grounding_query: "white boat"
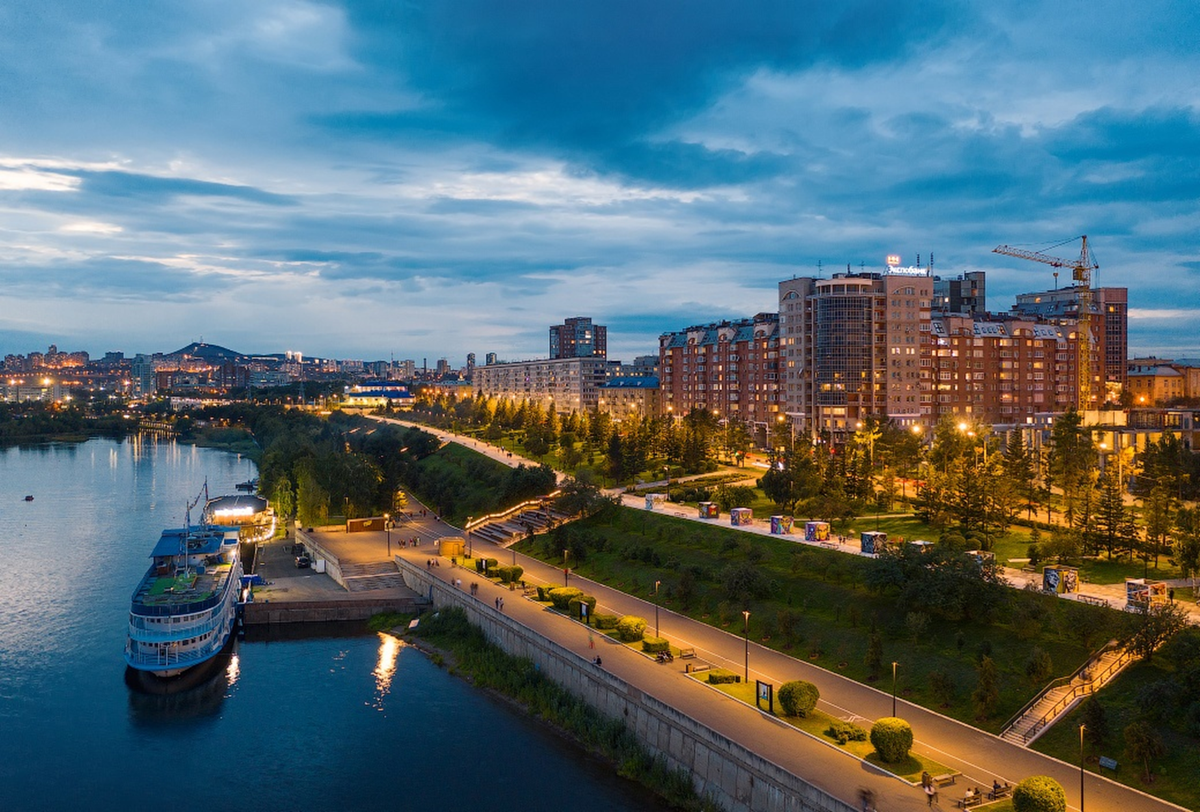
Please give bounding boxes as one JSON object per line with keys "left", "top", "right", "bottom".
{"left": 124, "top": 487, "right": 246, "bottom": 677}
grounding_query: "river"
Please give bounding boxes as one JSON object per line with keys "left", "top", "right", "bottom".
{"left": 0, "top": 437, "right": 663, "bottom": 811}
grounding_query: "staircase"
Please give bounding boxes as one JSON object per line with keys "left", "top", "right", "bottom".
{"left": 466, "top": 497, "right": 573, "bottom": 548}
{"left": 1001, "top": 643, "right": 1134, "bottom": 746}
{"left": 342, "top": 561, "right": 405, "bottom": 593}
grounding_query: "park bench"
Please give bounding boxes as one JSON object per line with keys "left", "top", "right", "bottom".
{"left": 987, "top": 785, "right": 1012, "bottom": 801}
{"left": 679, "top": 647, "right": 696, "bottom": 659}
{"left": 522, "top": 585, "right": 539, "bottom": 597}
{"left": 1099, "top": 756, "right": 1119, "bottom": 772}
{"left": 954, "top": 794, "right": 983, "bottom": 809}
{"left": 1077, "top": 594, "right": 1109, "bottom": 607}
{"left": 932, "top": 773, "right": 961, "bottom": 788}
{"left": 686, "top": 663, "right": 711, "bottom": 674}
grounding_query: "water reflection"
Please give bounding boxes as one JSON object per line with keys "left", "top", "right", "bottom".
{"left": 371, "top": 633, "right": 401, "bottom": 708}
{"left": 125, "top": 640, "right": 237, "bottom": 727}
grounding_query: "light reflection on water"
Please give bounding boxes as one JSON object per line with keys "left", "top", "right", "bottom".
{"left": 371, "top": 632, "right": 401, "bottom": 708}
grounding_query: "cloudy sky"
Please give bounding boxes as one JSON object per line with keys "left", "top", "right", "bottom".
{"left": 1, "top": 1, "right": 1196, "bottom": 364}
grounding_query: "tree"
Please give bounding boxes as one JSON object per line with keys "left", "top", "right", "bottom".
{"left": 869, "top": 717, "right": 913, "bottom": 763}
{"left": 1093, "top": 464, "right": 1136, "bottom": 559}
{"left": 1174, "top": 506, "right": 1200, "bottom": 590}
{"left": 1012, "top": 776, "right": 1066, "bottom": 812}
{"left": 1047, "top": 409, "right": 1095, "bottom": 526}
{"left": 929, "top": 671, "right": 956, "bottom": 707}
{"left": 1141, "top": 484, "right": 1175, "bottom": 568}
{"left": 720, "top": 562, "right": 774, "bottom": 605}
{"left": 865, "top": 628, "right": 883, "bottom": 680}
{"left": 1123, "top": 720, "right": 1165, "bottom": 782}
{"left": 1124, "top": 601, "right": 1189, "bottom": 662}
{"left": 1080, "top": 696, "right": 1109, "bottom": 748}
{"left": 972, "top": 656, "right": 1000, "bottom": 718}
{"left": 1025, "top": 647, "right": 1054, "bottom": 683}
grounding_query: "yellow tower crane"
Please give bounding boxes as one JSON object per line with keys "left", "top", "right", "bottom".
{"left": 993, "top": 236, "right": 1099, "bottom": 410}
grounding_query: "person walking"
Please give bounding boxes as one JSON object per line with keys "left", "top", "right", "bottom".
{"left": 925, "top": 783, "right": 936, "bottom": 806}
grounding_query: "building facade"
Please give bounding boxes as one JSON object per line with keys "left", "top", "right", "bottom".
{"left": 658, "top": 314, "right": 781, "bottom": 431}
{"left": 550, "top": 317, "right": 607, "bottom": 360}
{"left": 474, "top": 357, "right": 609, "bottom": 414}
{"left": 597, "top": 376, "right": 660, "bottom": 421}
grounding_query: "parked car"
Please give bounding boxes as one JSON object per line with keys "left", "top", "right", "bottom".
{"left": 295, "top": 555, "right": 311, "bottom": 569}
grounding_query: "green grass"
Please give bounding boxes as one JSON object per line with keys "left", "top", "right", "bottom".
{"left": 516, "top": 505, "right": 1122, "bottom": 734}
{"left": 1030, "top": 628, "right": 1200, "bottom": 811}
{"left": 693, "top": 674, "right": 951, "bottom": 782}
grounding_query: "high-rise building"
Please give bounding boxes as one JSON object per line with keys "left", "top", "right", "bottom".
{"left": 779, "top": 269, "right": 932, "bottom": 437}
{"left": 474, "top": 357, "right": 609, "bottom": 413}
{"left": 550, "top": 317, "right": 607, "bottom": 360}
{"left": 933, "top": 272, "right": 986, "bottom": 316}
{"left": 466, "top": 353, "right": 476, "bottom": 377}
{"left": 485, "top": 352, "right": 498, "bottom": 366}
{"left": 658, "top": 313, "right": 780, "bottom": 430}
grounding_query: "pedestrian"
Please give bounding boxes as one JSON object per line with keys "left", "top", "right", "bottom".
{"left": 589, "top": 631, "right": 595, "bottom": 649}
{"left": 1170, "top": 587, "right": 1176, "bottom": 602}
{"left": 925, "top": 783, "right": 936, "bottom": 806}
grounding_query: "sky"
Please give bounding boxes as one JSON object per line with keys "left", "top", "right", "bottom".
{"left": 1, "top": 1, "right": 1197, "bottom": 364}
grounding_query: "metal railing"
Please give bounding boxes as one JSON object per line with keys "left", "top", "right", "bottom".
{"left": 464, "top": 491, "right": 562, "bottom": 532}
{"left": 1005, "top": 643, "right": 1134, "bottom": 744}
{"left": 1001, "top": 640, "right": 1122, "bottom": 738}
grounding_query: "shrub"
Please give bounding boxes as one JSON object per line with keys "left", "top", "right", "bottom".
{"left": 825, "top": 720, "right": 867, "bottom": 745}
{"left": 869, "top": 717, "right": 913, "bottom": 763}
{"left": 548, "top": 587, "right": 584, "bottom": 611}
{"left": 593, "top": 613, "right": 620, "bottom": 630}
{"left": 1011, "top": 775, "right": 1066, "bottom": 812}
{"left": 707, "top": 673, "right": 741, "bottom": 684}
{"left": 496, "top": 565, "right": 524, "bottom": 584}
{"left": 567, "top": 595, "right": 597, "bottom": 621}
{"left": 641, "top": 636, "right": 670, "bottom": 653}
{"left": 485, "top": 558, "right": 499, "bottom": 572}
{"left": 616, "top": 615, "right": 648, "bottom": 642}
{"left": 535, "top": 585, "right": 551, "bottom": 601}
{"left": 778, "top": 680, "right": 820, "bottom": 717}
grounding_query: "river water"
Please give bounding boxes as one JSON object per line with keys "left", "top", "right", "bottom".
{"left": 0, "top": 437, "right": 662, "bottom": 812}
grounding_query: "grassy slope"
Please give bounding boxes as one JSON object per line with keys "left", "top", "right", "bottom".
{"left": 516, "top": 506, "right": 1110, "bottom": 734}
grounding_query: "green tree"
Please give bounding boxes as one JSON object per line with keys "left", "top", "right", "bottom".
{"left": 1174, "top": 506, "right": 1200, "bottom": 590}
{"left": 1093, "top": 464, "right": 1136, "bottom": 559}
{"left": 972, "top": 655, "right": 1000, "bottom": 718}
{"left": 1123, "top": 720, "right": 1165, "bottom": 782}
{"left": 778, "top": 680, "right": 820, "bottom": 717}
{"left": 1047, "top": 409, "right": 1094, "bottom": 527}
{"left": 1124, "top": 601, "right": 1189, "bottom": 662}
{"left": 1012, "top": 776, "right": 1066, "bottom": 812}
{"left": 869, "top": 717, "right": 913, "bottom": 763}
{"left": 1080, "top": 696, "right": 1109, "bottom": 748}
{"left": 865, "top": 628, "right": 883, "bottom": 680}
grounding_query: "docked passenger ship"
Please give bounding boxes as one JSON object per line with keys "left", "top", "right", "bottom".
{"left": 124, "top": 488, "right": 262, "bottom": 677}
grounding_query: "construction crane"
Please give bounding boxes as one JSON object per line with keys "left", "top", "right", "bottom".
{"left": 993, "top": 236, "right": 1099, "bottom": 410}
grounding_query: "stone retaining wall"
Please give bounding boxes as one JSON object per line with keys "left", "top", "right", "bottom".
{"left": 296, "top": 528, "right": 346, "bottom": 588}
{"left": 243, "top": 596, "right": 418, "bottom": 625}
{"left": 399, "top": 559, "right": 854, "bottom": 812}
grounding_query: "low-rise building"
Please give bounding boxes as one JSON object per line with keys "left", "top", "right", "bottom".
{"left": 598, "top": 376, "right": 660, "bottom": 420}
{"left": 474, "top": 357, "right": 608, "bottom": 413}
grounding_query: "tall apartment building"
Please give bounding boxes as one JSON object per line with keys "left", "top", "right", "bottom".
{"left": 473, "top": 357, "right": 609, "bottom": 414}
{"left": 933, "top": 272, "right": 986, "bottom": 315}
{"left": 658, "top": 314, "right": 781, "bottom": 431}
{"left": 550, "top": 317, "right": 607, "bottom": 360}
{"left": 1010, "top": 285, "right": 1128, "bottom": 396}
{"left": 779, "top": 271, "right": 932, "bottom": 437}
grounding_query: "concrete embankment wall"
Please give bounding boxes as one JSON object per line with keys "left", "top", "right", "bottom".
{"left": 243, "top": 596, "right": 418, "bottom": 625}
{"left": 399, "top": 560, "right": 854, "bottom": 812}
{"left": 295, "top": 528, "right": 346, "bottom": 588}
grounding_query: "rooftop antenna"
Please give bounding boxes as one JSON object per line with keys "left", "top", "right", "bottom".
{"left": 916, "top": 253, "right": 920, "bottom": 267}
{"left": 1053, "top": 271, "right": 1059, "bottom": 290}
{"left": 929, "top": 252, "right": 934, "bottom": 272}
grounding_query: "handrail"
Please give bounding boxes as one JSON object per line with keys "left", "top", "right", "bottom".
{"left": 1019, "top": 645, "right": 1134, "bottom": 742}
{"left": 465, "top": 490, "right": 562, "bottom": 532}
{"left": 1001, "top": 640, "right": 1119, "bottom": 733}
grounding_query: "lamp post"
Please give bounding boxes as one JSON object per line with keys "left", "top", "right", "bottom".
{"left": 663, "top": 465, "right": 670, "bottom": 501}
{"left": 891, "top": 661, "right": 899, "bottom": 716}
{"left": 385, "top": 512, "right": 391, "bottom": 559}
{"left": 563, "top": 549, "right": 570, "bottom": 586}
{"left": 466, "top": 517, "right": 473, "bottom": 558}
{"left": 344, "top": 495, "right": 350, "bottom": 530}
{"left": 742, "top": 610, "right": 751, "bottom": 682}
{"left": 1080, "top": 724, "right": 1086, "bottom": 812}
{"left": 654, "top": 580, "right": 661, "bottom": 638}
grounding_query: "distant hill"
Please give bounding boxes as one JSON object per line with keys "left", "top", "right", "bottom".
{"left": 168, "top": 341, "right": 243, "bottom": 360}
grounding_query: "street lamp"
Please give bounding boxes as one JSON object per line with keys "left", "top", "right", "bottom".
{"left": 742, "top": 610, "right": 751, "bottom": 682}
{"left": 891, "top": 661, "right": 899, "bottom": 716}
{"left": 1080, "top": 724, "right": 1086, "bottom": 812}
{"left": 654, "top": 580, "right": 661, "bottom": 638}
{"left": 663, "top": 465, "right": 670, "bottom": 501}
{"left": 385, "top": 513, "right": 391, "bottom": 559}
{"left": 563, "top": 549, "right": 570, "bottom": 586}
{"left": 466, "top": 517, "right": 473, "bottom": 558}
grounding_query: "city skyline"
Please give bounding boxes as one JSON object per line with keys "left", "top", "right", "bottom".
{"left": 1, "top": 2, "right": 1197, "bottom": 362}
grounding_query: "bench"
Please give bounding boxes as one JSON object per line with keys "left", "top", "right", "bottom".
{"left": 932, "top": 773, "right": 961, "bottom": 788}
{"left": 1099, "top": 756, "right": 1119, "bottom": 772}
{"left": 987, "top": 785, "right": 1012, "bottom": 801}
{"left": 1077, "top": 594, "right": 1109, "bottom": 607}
{"left": 955, "top": 795, "right": 983, "bottom": 809}
{"left": 686, "top": 664, "right": 711, "bottom": 674}
{"left": 679, "top": 647, "right": 696, "bottom": 659}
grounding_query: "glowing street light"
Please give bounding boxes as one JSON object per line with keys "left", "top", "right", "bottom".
{"left": 892, "top": 661, "right": 899, "bottom": 716}
{"left": 742, "top": 610, "right": 751, "bottom": 682}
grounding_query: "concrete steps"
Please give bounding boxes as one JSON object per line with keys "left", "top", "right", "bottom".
{"left": 1001, "top": 646, "right": 1132, "bottom": 745}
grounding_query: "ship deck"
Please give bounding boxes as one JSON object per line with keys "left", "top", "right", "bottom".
{"left": 132, "top": 563, "right": 235, "bottom": 610}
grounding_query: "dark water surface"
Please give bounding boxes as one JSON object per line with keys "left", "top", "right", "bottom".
{"left": 0, "top": 438, "right": 661, "bottom": 812}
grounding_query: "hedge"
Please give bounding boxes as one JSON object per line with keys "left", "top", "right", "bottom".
{"left": 641, "top": 636, "right": 670, "bottom": 653}
{"left": 594, "top": 613, "right": 620, "bottom": 630}
{"left": 869, "top": 717, "right": 914, "bottom": 763}
{"left": 1012, "top": 776, "right": 1066, "bottom": 812}
{"left": 567, "top": 595, "right": 598, "bottom": 621}
{"left": 496, "top": 565, "right": 524, "bottom": 584}
{"left": 707, "top": 673, "right": 741, "bottom": 684}
{"left": 548, "top": 587, "right": 584, "bottom": 611}
{"left": 778, "top": 680, "right": 820, "bottom": 717}
{"left": 825, "top": 720, "right": 867, "bottom": 744}
{"left": 616, "top": 615, "right": 648, "bottom": 642}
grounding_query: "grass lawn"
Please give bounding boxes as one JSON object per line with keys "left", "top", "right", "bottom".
{"left": 515, "top": 506, "right": 1125, "bottom": 734}
{"left": 690, "top": 671, "right": 951, "bottom": 782}
{"left": 1030, "top": 628, "right": 1200, "bottom": 812}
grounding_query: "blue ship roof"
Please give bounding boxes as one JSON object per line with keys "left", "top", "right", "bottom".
{"left": 150, "top": 527, "right": 235, "bottom": 558}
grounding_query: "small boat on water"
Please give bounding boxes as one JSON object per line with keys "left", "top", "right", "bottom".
{"left": 234, "top": 478, "right": 258, "bottom": 492}
{"left": 24, "top": 495, "right": 34, "bottom": 501}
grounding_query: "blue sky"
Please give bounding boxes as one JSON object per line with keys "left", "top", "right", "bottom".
{"left": 1, "top": 1, "right": 1196, "bottom": 364}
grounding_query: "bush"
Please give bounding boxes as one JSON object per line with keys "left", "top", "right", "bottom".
{"left": 778, "top": 680, "right": 820, "bottom": 717}
{"left": 1012, "top": 775, "right": 1066, "bottom": 812}
{"left": 567, "top": 595, "right": 598, "bottom": 621}
{"left": 616, "top": 615, "right": 648, "bottom": 642}
{"left": 641, "top": 636, "right": 670, "bottom": 653}
{"left": 548, "top": 587, "right": 584, "bottom": 610}
{"left": 869, "top": 717, "right": 913, "bottom": 763}
{"left": 825, "top": 720, "right": 868, "bottom": 745}
{"left": 707, "top": 673, "right": 741, "bottom": 684}
{"left": 594, "top": 613, "right": 620, "bottom": 630}
{"left": 495, "top": 565, "right": 525, "bottom": 584}
{"left": 536, "top": 585, "right": 551, "bottom": 601}
{"left": 485, "top": 558, "right": 499, "bottom": 572}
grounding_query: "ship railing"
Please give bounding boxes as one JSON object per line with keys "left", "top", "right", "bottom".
{"left": 125, "top": 630, "right": 230, "bottom": 670}
{"left": 128, "top": 611, "right": 226, "bottom": 643}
